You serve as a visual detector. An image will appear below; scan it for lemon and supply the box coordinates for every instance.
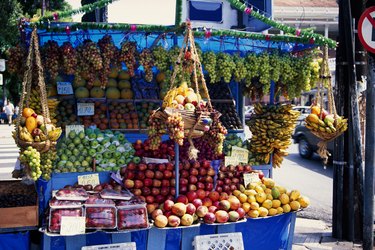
[262,199,273,210]
[272,200,281,208]
[282,204,291,213]
[279,193,290,205]
[258,207,269,217]
[297,196,310,208]
[290,201,301,211]
[256,193,267,203]
[248,209,259,218]
[250,202,260,210]
[268,208,278,216]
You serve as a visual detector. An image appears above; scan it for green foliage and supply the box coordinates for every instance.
[0,0,23,54]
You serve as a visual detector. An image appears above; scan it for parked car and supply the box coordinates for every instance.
[244,106,254,122]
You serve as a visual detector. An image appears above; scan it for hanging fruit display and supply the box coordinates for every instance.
[6,44,26,77]
[98,35,118,88]
[42,40,60,81]
[60,42,77,75]
[247,103,299,167]
[139,48,155,82]
[119,41,138,77]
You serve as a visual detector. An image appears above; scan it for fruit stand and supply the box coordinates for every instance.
[2,0,342,248]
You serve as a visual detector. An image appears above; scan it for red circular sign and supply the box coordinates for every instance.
[358,6,375,54]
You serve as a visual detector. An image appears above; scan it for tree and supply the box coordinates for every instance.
[0,0,23,54]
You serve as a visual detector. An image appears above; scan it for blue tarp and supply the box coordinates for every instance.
[0,231,30,250]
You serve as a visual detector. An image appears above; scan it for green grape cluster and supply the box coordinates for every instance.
[244,53,260,85]
[40,150,56,180]
[216,53,236,83]
[202,51,217,83]
[152,45,170,72]
[233,55,247,82]
[258,53,271,93]
[269,53,281,83]
[20,146,41,181]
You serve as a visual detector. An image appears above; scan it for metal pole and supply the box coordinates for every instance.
[174,142,179,199]
[363,56,375,250]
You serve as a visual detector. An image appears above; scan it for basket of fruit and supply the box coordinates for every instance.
[304,46,347,163]
[14,29,62,154]
[148,22,227,159]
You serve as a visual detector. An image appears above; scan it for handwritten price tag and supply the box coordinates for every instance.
[57,82,73,95]
[65,125,85,138]
[231,146,249,163]
[225,156,239,167]
[77,103,95,116]
[78,173,100,186]
[243,173,261,188]
[60,216,85,236]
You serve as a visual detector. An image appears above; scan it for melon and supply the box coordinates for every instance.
[93,78,101,87]
[107,78,118,88]
[118,80,131,89]
[75,87,90,98]
[118,70,130,80]
[108,67,119,78]
[73,78,86,89]
[90,87,105,98]
[106,87,121,99]
[120,89,134,99]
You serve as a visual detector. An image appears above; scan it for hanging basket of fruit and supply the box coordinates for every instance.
[304,45,347,163]
[14,28,62,154]
[148,22,226,159]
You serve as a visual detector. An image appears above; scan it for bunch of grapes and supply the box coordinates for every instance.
[216,53,235,83]
[75,44,92,84]
[98,35,118,87]
[60,42,77,75]
[204,117,227,156]
[119,41,137,77]
[6,45,26,76]
[166,112,184,145]
[258,53,271,92]
[139,48,154,82]
[82,40,103,71]
[309,58,321,87]
[152,45,170,72]
[202,51,217,83]
[233,55,247,82]
[244,53,260,85]
[269,53,281,83]
[147,115,166,150]
[42,40,60,80]
[40,150,56,180]
[20,146,41,181]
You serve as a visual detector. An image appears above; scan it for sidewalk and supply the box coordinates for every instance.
[293,217,363,250]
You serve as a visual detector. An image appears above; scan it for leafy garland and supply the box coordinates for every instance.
[175,0,182,26]
[226,0,337,48]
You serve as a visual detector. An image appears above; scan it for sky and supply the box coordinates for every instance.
[66,0,176,25]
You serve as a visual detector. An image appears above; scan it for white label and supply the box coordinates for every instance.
[65,125,85,138]
[77,103,95,116]
[60,216,85,236]
[231,146,249,164]
[78,173,100,186]
[224,156,239,167]
[57,82,73,95]
[243,173,261,187]
[82,242,136,250]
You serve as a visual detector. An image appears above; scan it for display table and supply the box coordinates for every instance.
[41,212,296,250]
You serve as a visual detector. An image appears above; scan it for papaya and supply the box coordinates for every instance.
[22,108,35,118]
[26,116,37,133]
[307,114,320,124]
[271,187,280,199]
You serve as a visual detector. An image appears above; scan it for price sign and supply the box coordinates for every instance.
[225,156,239,167]
[82,242,136,250]
[65,125,84,138]
[243,172,261,188]
[231,146,249,163]
[78,173,100,187]
[77,103,95,116]
[57,82,73,95]
[60,216,85,236]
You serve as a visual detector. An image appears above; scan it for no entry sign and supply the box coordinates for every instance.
[358,6,375,54]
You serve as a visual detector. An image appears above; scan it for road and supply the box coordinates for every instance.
[0,124,19,180]
[273,143,333,224]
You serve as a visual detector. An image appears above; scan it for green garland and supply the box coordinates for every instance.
[36,0,119,24]
[175,0,182,26]
[226,0,337,48]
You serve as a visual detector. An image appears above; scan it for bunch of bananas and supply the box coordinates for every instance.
[162,87,178,109]
[29,89,59,124]
[247,103,300,168]
[305,106,347,136]
[13,125,61,143]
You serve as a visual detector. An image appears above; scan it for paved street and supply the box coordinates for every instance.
[0,124,19,180]
[273,143,333,224]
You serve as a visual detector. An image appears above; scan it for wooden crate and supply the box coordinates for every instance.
[0,180,38,229]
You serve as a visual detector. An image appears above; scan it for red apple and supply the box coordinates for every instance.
[205,176,214,183]
[204,212,216,224]
[151,209,163,220]
[207,168,216,176]
[166,162,174,171]
[134,180,144,189]
[157,164,166,172]
[155,194,166,204]
[188,176,198,184]
[146,195,155,204]
[237,207,246,219]
[164,170,173,179]
[176,195,188,204]
[151,187,160,196]
[155,171,164,179]
[147,163,156,170]
[145,170,154,179]
[168,215,180,227]
[202,160,211,169]
[236,165,244,172]
[219,166,227,172]
[224,178,231,185]
[164,211,172,218]
[161,179,170,187]
[219,192,229,201]
[196,205,208,218]
[123,179,134,189]
[138,163,147,171]
[205,183,214,191]
[127,162,136,170]
[142,187,151,196]
[170,179,176,186]
[133,188,142,196]
[170,187,176,196]
[199,168,207,176]
[136,172,145,180]
[153,179,162,187]
[216,180,224,186]
[208,205,218,213]
[196,189,206,200]
[208,191,220,202]
[186,203,196,215]
[186,191,198,202]
[181,170,189,178]
[215,186,223,193]
[192,161,200,169]
[244,165,252,172]
[192,198,203,208]
[183,161,191,170]
[197,182,205,190]
[230,184,237,191]
[258,171,264,179]
[180,185,187,194]
[160,187,170,196]
[125,170,135,179]
[164,200,174,211]
[189,168,198,176]
[188,184,197,191]
[202,197,213,207]
[144,178,153,187]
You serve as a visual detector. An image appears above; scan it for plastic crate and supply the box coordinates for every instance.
[193,232,244,250]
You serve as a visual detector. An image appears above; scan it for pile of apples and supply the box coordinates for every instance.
[152,191,246,228]
[133,140,175,159]
[179,160,216,194]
